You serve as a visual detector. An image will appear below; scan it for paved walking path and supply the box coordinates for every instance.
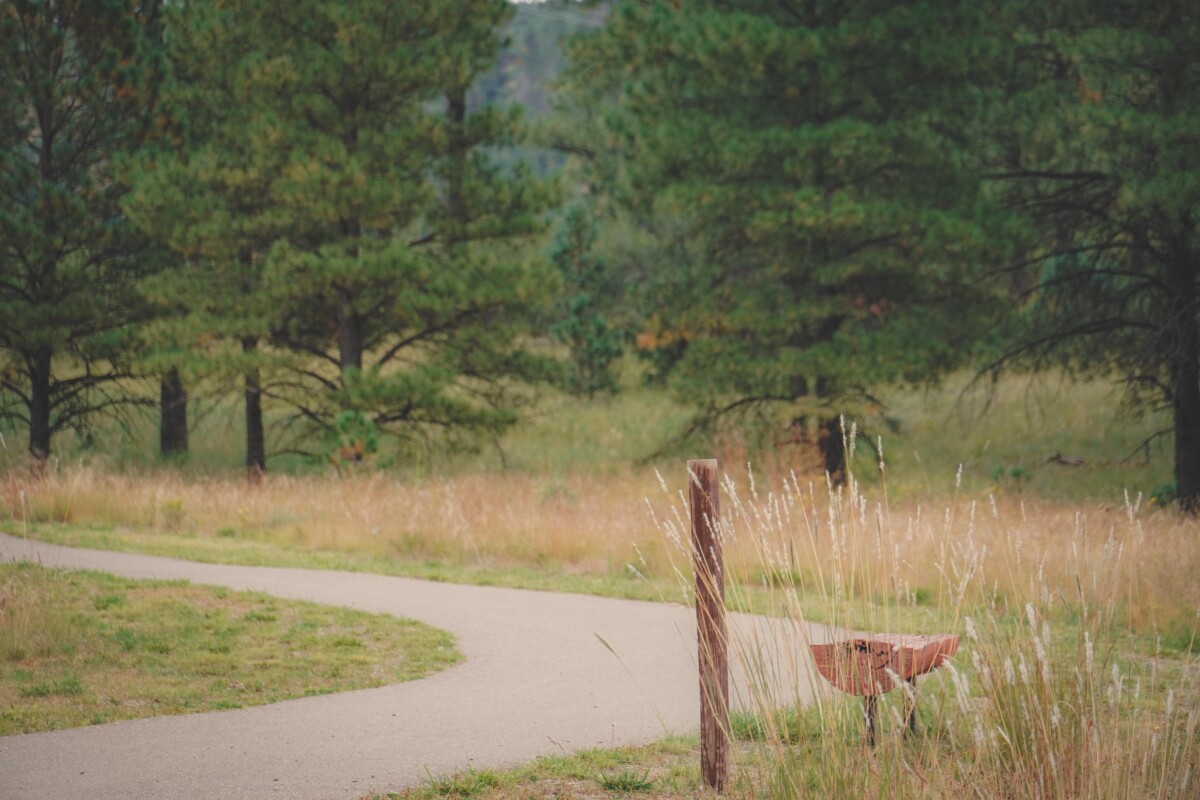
[0,533,822,799]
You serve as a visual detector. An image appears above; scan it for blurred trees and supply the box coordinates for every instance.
[549,0,1198,511]
[548,203,622,398]
[476,0,606,117]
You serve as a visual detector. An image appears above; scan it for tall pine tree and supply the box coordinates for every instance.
[559,0,1005,468]
[548,203,622,398]
[984,0,1200,512]
[0,0,166,465]
[129,0,556,467]
[126,0,296,477]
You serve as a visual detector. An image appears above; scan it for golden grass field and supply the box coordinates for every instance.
[5,458,1196,639]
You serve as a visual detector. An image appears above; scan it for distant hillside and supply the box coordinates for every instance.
[475,1,608,117]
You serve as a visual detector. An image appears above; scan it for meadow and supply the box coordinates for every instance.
[1,371,1196,798]
[0,372,1184,612]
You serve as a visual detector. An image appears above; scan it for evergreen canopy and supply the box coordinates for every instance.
[0,0,167,461]
[127,0,558,466]
[559,0,1005,451]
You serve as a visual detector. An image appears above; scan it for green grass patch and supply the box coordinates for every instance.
[595,768,656,792]
[368,735,701,800]
[0,370,1175,506]
[870,372,1173,503]
[18,674,84,698]
[424,767,501,797]
[730,706,809,745]
[0,562,460,735]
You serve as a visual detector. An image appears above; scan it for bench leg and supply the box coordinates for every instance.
[863,695,877,747]
[904,677,918,738]
[864,679,917,746]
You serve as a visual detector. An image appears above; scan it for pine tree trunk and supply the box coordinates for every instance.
[1174,365,1200,514]
[337,292,363,375]
[159,367,189,457]
[1161,257,1200,513]
[818,415,847,487]
[445,86,467,247]
[1008,248,1033,298]
[28,349,52,471]
[1169,261,1200,513]
[243,338,266,483]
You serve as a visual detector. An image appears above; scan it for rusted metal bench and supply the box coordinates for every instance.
[810,633,959,745]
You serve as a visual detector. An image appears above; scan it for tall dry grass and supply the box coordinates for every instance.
[2,457,1197,636]
[0,465,663,574]
[642,462,1199,640]
[0,563,80,663]
[644,439,1199,798]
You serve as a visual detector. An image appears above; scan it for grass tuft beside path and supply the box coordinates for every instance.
[365,735,705,800]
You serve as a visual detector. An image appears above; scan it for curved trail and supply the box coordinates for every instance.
[0,533,822,799]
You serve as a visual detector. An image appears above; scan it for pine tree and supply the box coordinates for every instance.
[558,1,1005,467]
[985,0,1200,512]
[0,0,167,466]
[549,203,622,398]
[125,0,295,477]
[128,0,557,464]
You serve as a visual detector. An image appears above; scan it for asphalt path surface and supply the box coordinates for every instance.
[0,532,822,799]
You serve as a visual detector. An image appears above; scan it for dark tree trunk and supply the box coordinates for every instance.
[1174,367,1200,514]
[445,86,467,247]
[818,415,847,487]
[243,337,266,483]
[159,367,189,457]
[1164,256,1200,514]
[1169,267,1200,513]
[336,292,363,376]
[1008,249,1033,298]
[28,349,53,470]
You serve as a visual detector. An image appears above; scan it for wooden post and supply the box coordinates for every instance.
[689,458,728,793]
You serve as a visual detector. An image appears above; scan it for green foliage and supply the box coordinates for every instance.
[981,0,1200,511]
[126,0,558,466]
[1151,483,1178,508]
[557,0,1007,451]
[549,203,622,397]
[324,410,381,472]
[0,0,169,459]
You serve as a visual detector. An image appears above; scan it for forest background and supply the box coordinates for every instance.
[0,0,1197,513]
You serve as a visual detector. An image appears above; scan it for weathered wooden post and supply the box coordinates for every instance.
[689,458,728,793]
